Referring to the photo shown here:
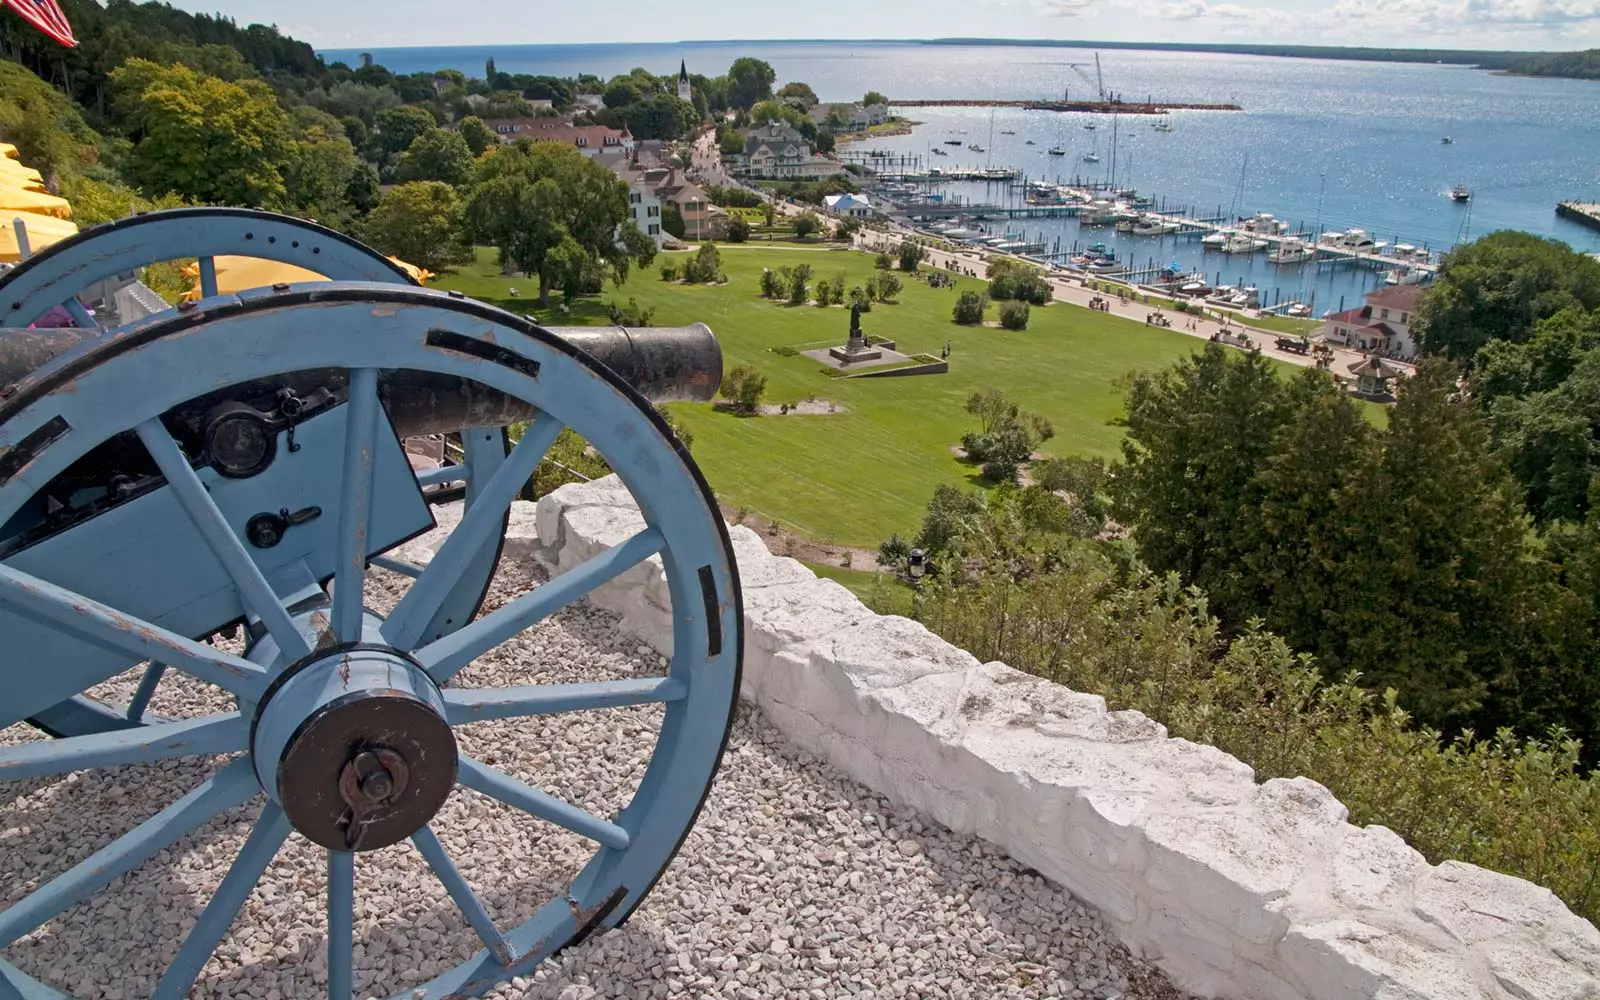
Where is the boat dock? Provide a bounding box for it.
[891,99,1242,115]
[1557,202,1600,234]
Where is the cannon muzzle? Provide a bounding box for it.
[0,322,722,438]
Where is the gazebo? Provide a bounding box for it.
[1348,354,1406,398]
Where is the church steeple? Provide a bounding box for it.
[677,60,692,101]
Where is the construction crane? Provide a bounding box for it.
[1064,52,1107,102]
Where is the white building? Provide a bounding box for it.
[1320,283,1425,361]
[608,160,668,248]
[677,61,692,102]
[824,192,874,218]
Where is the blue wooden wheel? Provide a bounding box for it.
[0,209,512,735]
[0,284,742,998]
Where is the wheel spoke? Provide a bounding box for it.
[198,255,218,299]
[411,826,514,965]
[0,758,258,949]
[383,413,562,651]
[369,555,422,579]
[61,297,98,330]
[443,677,686,725]
[331,369,380,643]
[457,756,629,851]
[0,562,268,699]
[0,713,245,782]
[125,662,169,721]
[415,464,469,489]
[136,419,311,662]
[152,805,290,1000]
[327,851,354,1000]
[414,526,664,684]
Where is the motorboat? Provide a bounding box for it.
[1001,129,1016,135]
[1441,136,1454,144]
[1180,281,1210,296]
[1025,139,1036,145]
[1450,184,1471,202]
[1079,202,1120,226]
[1153,121,1173,133]
[1082,152,1100,163]
[1285,303,1312,318]
[1224,233,1268,254]
[1269,238,1316,264]
[1115,216,1136,233]
[1240,212,1288,235]
[1084,122,1098,130]
[1132,215,1180,236]
[1201,229,1231,249]
[1386,265,1427,286]
[944,139,963,145]
[1321,229,1375,252]
[969,143,986,152]
[1084,258,1125,273]
[1048,146,1066,156]
[1231,286,1261,308]
[932,147,949,155]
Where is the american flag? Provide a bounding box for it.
[3,0,78,47]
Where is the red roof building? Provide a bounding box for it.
[1320,282,1425,360]
[476,119,634,157]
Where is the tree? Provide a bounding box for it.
[1329,360,1540,726]
[602,80,645,109]
[662,202,686,239]
[759,267,783,299]
[109,59,295,208]
[1112,343,1289,626]
[683,242,724,284]
[815,279,835,307]
[836,217,863,241]
[875,251,894,270]
[397,128,475,185]
[863,90,888,106]
[464,140,650,305]
[789,263,812,305]
[621,94,700,141]
[849,285,873,312]
[874,272,902,303]
[829,273,846,304]
[374,104,439,156]
[915,484,987,558]
[793,212,822,240]
[719,128,746,156]
[1415,231,1600,362]
[719,364,767,414]
[999,300,1030,330]
[750,100,807,128]
[954,290,988,325]
[284,119,363,225]
[988,258,1053,305]
[0,62,92,184]
[363,181,473,272]
[898,241,926,272]
[727,58,777,109]
[457,115,496,156]
[777,81,819,107]
[727,215,751,242]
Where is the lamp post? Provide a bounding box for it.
[907,547,926,621]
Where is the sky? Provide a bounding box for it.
[165,0,1600,51]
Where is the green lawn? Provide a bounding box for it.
[803,562,916,616]
[436,247,1331,547]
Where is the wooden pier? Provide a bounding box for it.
[1557,202,1600,234]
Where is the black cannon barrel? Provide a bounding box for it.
[0,323,722,436]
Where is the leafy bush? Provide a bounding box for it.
[836,217,863,241]
[681,242,724,284]
[815,280,835,307]
[954,290,988,325]
[607,297,655,326]
[898,240,926,272]
[789,263,812,305]
[849,285,873,313]
[829,273,846,304]
[706,183,764,208]
[659,262,679,282]
[759,267,783,299]
[726,215,751,242]
[999,300,1030,330]
[988,259,1053,305]
[793,211,822,240]
[719,364,767,414]
[875,251,894,270]
[874,271,902,303]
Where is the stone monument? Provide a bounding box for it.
[828,303,883,364]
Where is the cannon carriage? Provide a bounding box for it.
[0,208,743,998]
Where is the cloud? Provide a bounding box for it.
[1029,0,1101,16]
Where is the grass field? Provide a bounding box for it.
[436,246,1335,548]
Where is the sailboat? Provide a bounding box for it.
[1083,129,1099,163]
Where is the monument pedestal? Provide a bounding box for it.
[828,342,882,364]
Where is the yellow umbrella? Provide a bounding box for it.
[387,256,433,284]
[0,142,18,159]
[0,186,71,220]
[0,171,48,195]
[0,159,45,185]
[1,212,80,263]
[180,255,333,300]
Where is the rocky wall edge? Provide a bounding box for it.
[481,477,1598,1000]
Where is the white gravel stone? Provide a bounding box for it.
[0,550,1187,1000]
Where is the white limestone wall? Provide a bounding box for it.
[521,476,1600,1000]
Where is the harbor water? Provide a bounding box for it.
[327,40,1600,307]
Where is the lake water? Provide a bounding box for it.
[323,41,1600,311]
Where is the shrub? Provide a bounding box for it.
[759,267,783,299]
[718,364,768,414]
[1000,300,1030,330]
[849,285,873,313]
[898,240,926,272]
[988,259,1053,305]
[954,290,988,325]
[659,262,679,282]
[607,297,655,326]
[815,280,834,307]
[836,217,863,241]
[793,211,823,240]
[789,263,812,306]
[726,215,751,242]
[875,250,894,270]
[874,271,903,303]
[829,273,846,303]
[682,242,724,284]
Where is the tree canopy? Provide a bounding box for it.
[396,127,475,185]
[363,181,473,272]
[727,57,777,109]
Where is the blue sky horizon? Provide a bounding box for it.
[166,0,1600,54]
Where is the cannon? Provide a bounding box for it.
[0,209,743,998]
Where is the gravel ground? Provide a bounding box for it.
[1,552,1190,1000]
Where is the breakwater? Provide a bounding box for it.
[1556,201,1600,233]
[891,99,1243,114]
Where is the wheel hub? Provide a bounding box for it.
[251,647,457,852]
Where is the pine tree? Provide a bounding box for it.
[1329,360,1537,726]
